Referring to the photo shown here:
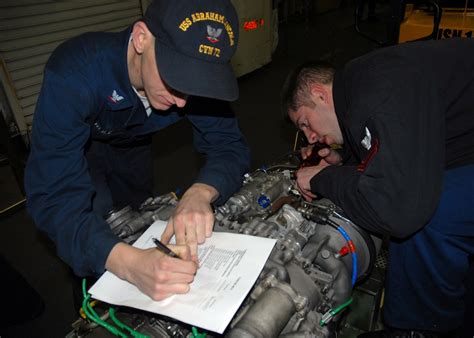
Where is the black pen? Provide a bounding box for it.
[152,237,181,259]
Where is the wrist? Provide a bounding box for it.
[186,183,219,203]
[105,242,139,281]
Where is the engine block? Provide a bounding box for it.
[70,158,380,338]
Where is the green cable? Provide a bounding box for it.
[82,279,201,337]
[81,279,128,337]
[82,294,127,337]
[192,326,207,338]
[109,307,150,338]
[331,297,353,315]
[319,297,353,326]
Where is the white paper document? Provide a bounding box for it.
[89,220,276,334]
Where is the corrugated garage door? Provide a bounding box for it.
[0,0,146,135]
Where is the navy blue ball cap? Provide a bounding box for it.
[143,0,239,101]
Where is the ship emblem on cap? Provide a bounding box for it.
[206,25,223,43]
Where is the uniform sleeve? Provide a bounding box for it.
[186,98,250,205]
[310,69,445,238]
[25,70,120,276]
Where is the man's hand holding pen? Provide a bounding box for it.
[105,241,198,301]
[108,183,219,302]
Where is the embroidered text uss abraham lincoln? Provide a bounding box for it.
[178,11,235,46]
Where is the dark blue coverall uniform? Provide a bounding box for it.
[310,39,474,332]
[24,28,250,278]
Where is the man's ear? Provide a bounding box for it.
[310,84,330,105]
[131,21,152,54]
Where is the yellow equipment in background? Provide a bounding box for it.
[230,0,278,77]
[399,0,474,42]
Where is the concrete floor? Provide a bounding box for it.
[0,4,385,337]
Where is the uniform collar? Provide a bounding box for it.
[102,27,148,127]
